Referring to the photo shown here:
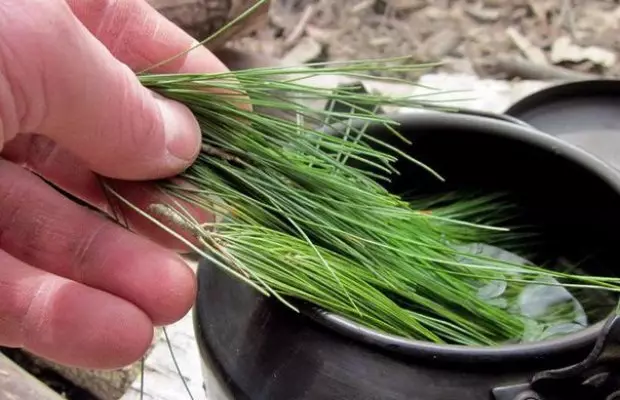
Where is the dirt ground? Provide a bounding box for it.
[230,0,620,81]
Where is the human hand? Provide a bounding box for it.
[0,0,227,369]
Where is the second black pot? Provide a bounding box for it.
[194,111,620,400]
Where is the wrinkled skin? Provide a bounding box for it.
[0,0,227,369]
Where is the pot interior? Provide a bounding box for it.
[311,113,620,350]
[193,114,620,400]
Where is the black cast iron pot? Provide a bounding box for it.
[193,111,620,400]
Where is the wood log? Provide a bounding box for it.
[148,0,271,50]
[22,335,160,400]
[0,352,64,400]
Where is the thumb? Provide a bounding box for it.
[0,0,201,180]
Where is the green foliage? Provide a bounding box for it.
[107,0,620,349]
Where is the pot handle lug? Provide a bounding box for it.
[492,314,620,400]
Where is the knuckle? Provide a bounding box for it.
[125,86,162,149]
[95,73,164,168]
[0,0,71,136]
[0,161,69,269]
[69,220,112,283]
[73,0,148,60]
[0,36,29,145]
[0,160,111,282]
[0,57,20,147]
[0,163,30,250]
[19,279,60,347]
[0,166,64,280]
[0,160,124,288]
[0,275,30,347]
[0,253,56,349]
[109,73,165,158]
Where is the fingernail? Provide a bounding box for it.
[155,96,202,164]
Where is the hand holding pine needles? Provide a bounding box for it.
[0,0,231,370]
[110,53,620,346]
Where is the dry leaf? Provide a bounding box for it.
[465,6,501,22]
[305,25,340,44]
[550,36,617,68]
[283,36,323,65]
[506,27,548,65]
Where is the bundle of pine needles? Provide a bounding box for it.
[108,0,620,347]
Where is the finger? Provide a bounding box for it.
[0,0,205,180]
[0,159,197,326]
[0,250,154,369]
[66,0,228,74]
[105,179,215,251]
[3,134,213,251]
[66,0,253,112]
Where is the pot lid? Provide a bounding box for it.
[505,79,620,170]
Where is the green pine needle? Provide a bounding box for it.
[106,0,619,347]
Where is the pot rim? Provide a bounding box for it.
[505,78,620,119]
[304,110,620,363]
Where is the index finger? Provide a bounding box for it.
[66,0,228,74]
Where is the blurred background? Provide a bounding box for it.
[160,0,619,81]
